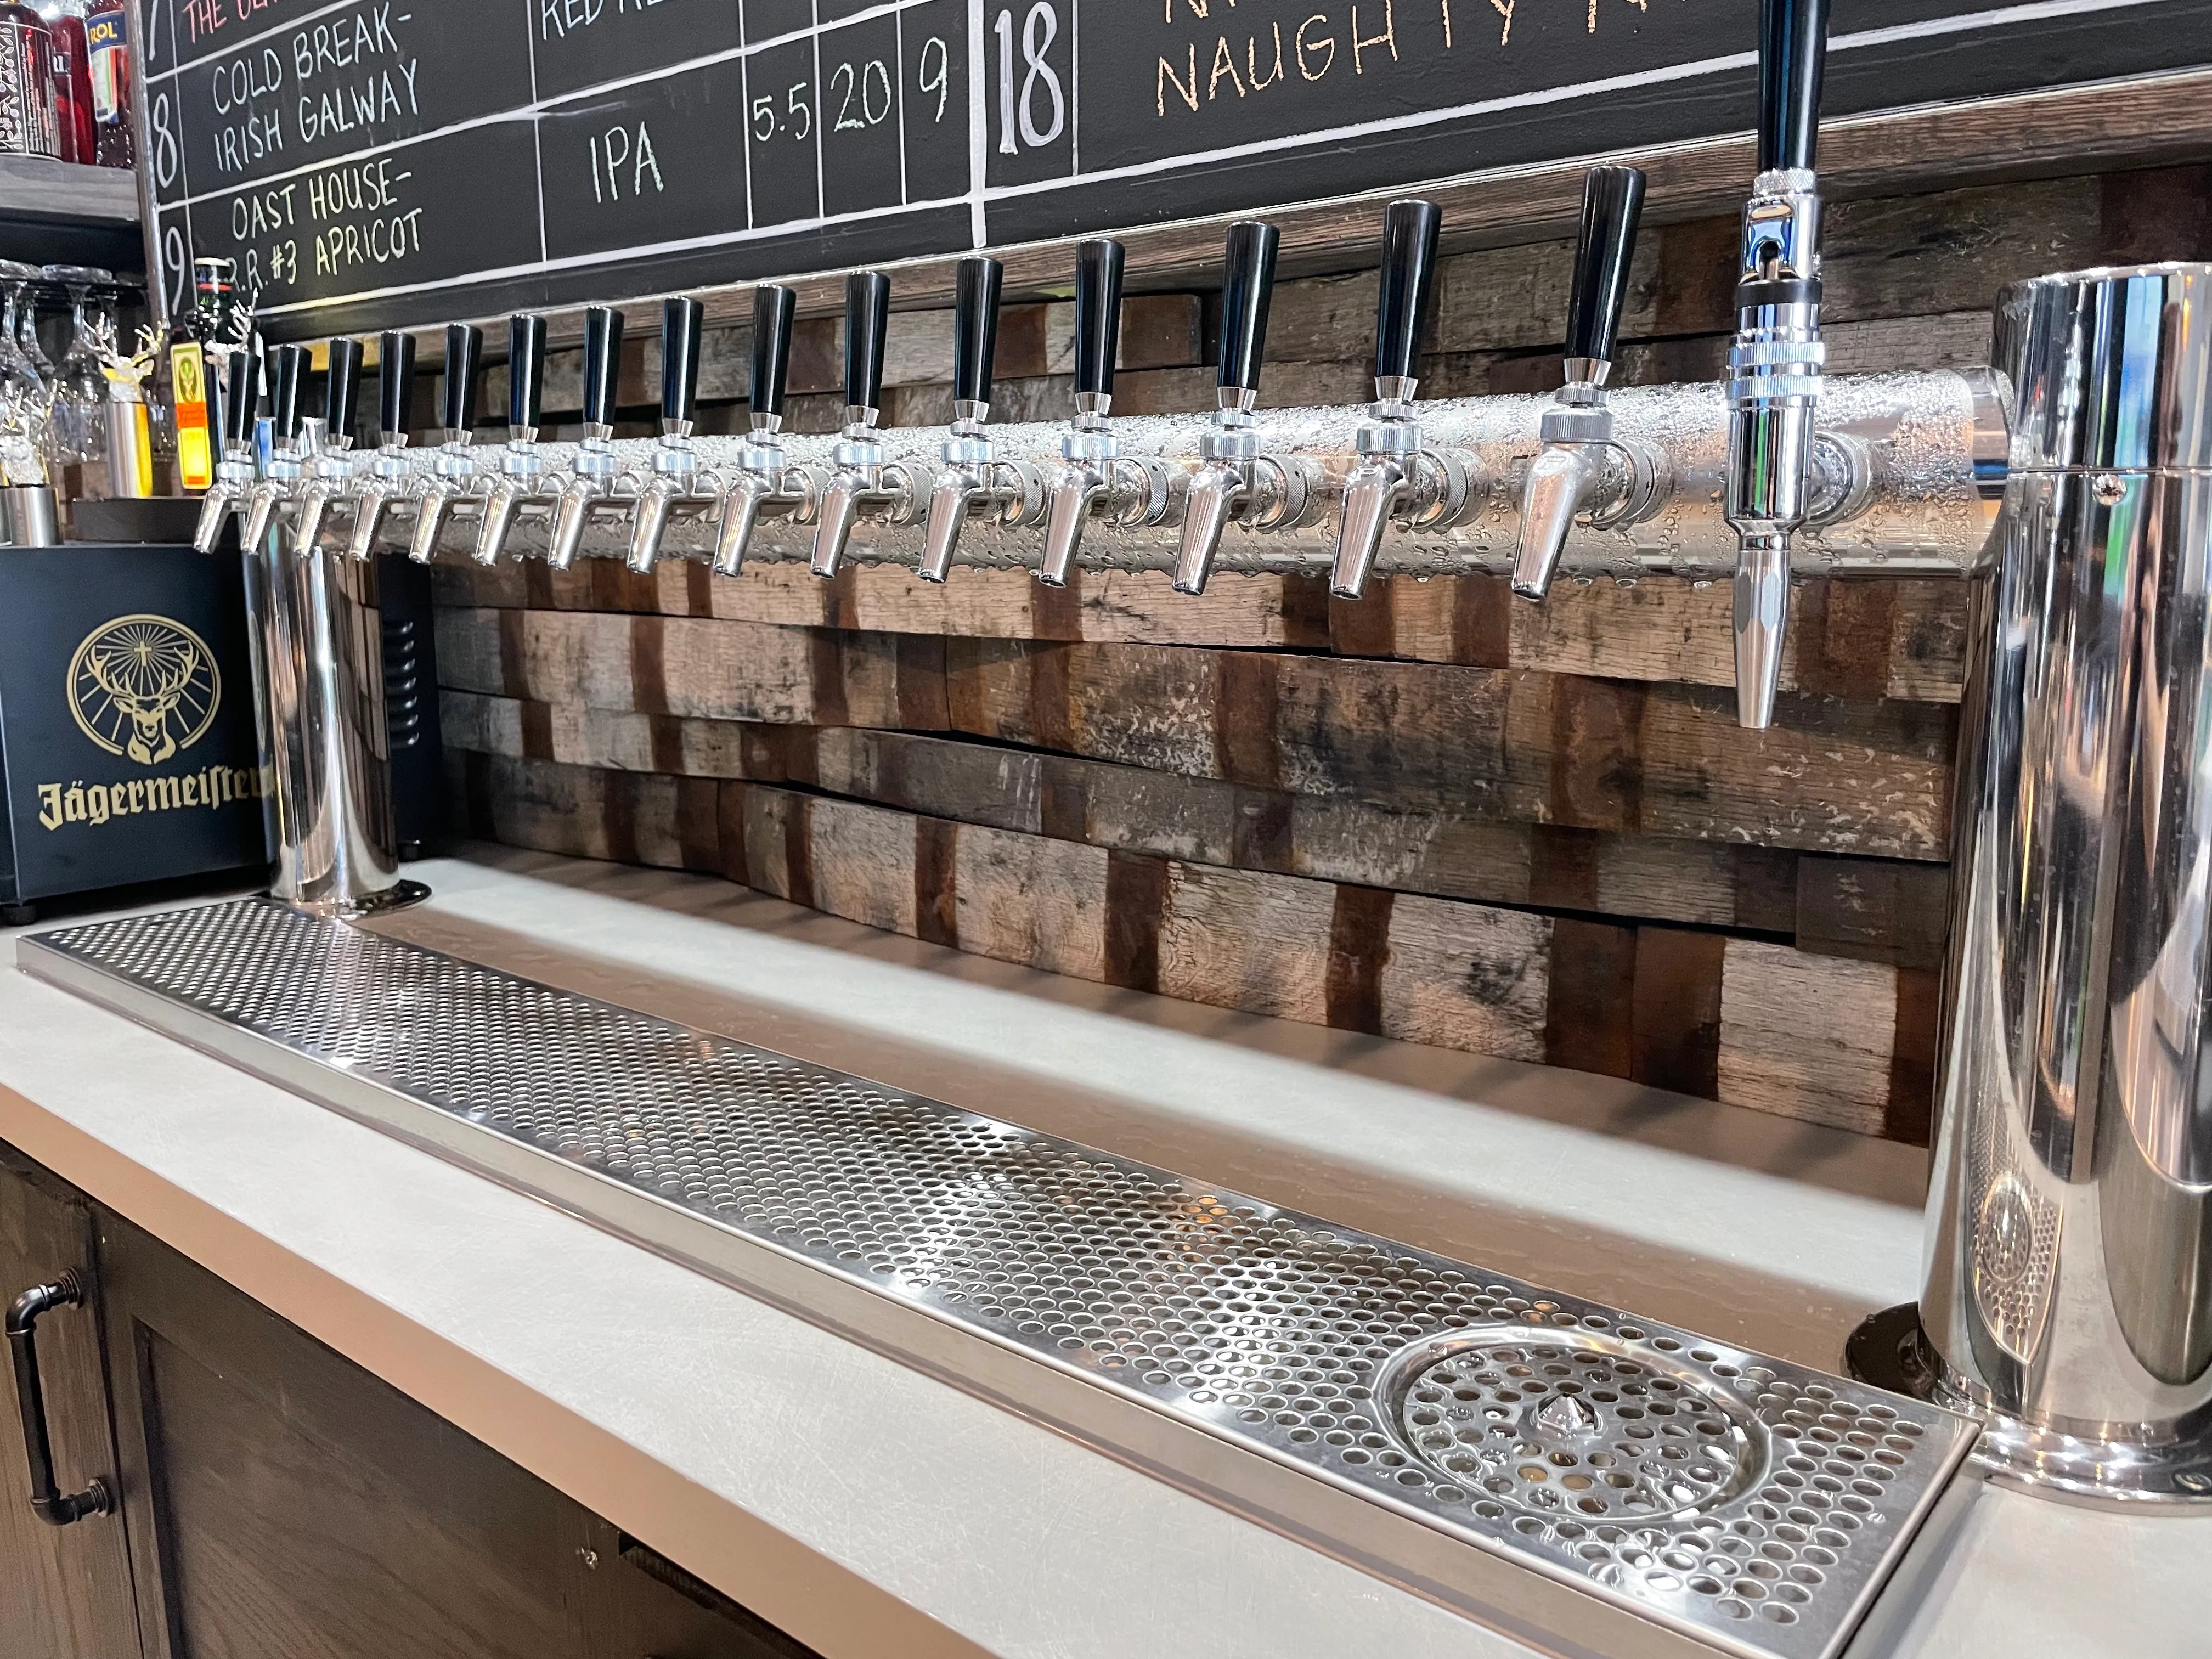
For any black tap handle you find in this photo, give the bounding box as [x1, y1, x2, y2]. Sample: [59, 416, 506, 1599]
[272, 344, 307, 441]
[844, 270, 891, 413]
[581, 306, 624, 428]
[377, 331, 416, 436]
[1759, 0, 1830, 174]
[1073, 239, 1124, 399]
[1565, 167, 1646, 365]
[1374, 200, 1441, 385]
[324, 337, 363, 438]
[1218, 221, 1279, 394]
[951, 256, 1003, 408]
[661, 296, 703, 425]
[750, 284, 795, 420]
[222, 347, 258, 445]
[509, 313, 546, 431]
[443, 323, 482, 432]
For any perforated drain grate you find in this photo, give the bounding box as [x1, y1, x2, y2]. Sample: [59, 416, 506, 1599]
[21, 899, 1976, 1659]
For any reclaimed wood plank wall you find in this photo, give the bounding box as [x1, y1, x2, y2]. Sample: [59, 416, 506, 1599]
[431, 159, 2212, 1146]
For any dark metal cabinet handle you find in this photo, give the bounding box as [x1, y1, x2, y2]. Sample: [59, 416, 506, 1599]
[7, 1272, 111, 1526]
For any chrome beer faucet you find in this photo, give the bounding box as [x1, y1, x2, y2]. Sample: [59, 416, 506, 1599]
[812, 271, 921, 579]
[191, 344, 261, 554]
[919, 257, 1044, 582]
[1724, 0, 1830, 728]
[408, 323, 485, 565]
[291, 335, 362, 556]
[548, 305, 627, 572]
[713, 284, 816, 577]
[1332, 200, 1451, 599]
[238, 344, 312, 553]
[1039, 239, 1176, 587]
[1511, 167, 1662, 600]
[628, 296, 716, 575]
[346, 329, 417, 561]
[475, 313, 551, 567]
[1175, 221, 1305, 596]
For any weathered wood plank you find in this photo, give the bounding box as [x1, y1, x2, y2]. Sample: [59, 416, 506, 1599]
[441, 611, 1954, 856]
[1717, 940, 1902, 1138]
[432, 606, 946, 730]
[951, 636, 1955, 857]
[1381, 895, 1551, 1062]
[443, 693, 1956, 965]
[807, 796, 917, 936]
[449, 751, 1932, 1139]
[430, 560, 1969, 699]
[952, 825, 1111, 980]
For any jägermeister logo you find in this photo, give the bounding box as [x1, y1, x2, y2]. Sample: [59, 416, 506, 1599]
[67, 614, 221, 767]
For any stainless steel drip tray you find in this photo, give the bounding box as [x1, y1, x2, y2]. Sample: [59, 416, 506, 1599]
[19, 899, 1976, 1659]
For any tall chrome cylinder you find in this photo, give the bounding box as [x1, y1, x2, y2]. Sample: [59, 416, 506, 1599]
[242, 519, 423, 918]
[1923, 263, 2212, 1503]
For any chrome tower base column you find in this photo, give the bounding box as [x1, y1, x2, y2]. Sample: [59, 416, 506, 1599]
[1921, 263, 2212, 1505]
[242, 521, 426, 918]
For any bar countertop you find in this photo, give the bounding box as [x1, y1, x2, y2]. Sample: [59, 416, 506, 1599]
[1, 847, 2206, 1658]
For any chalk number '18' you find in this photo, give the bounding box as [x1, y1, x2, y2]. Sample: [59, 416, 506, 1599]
[994, 2, 1064, 155]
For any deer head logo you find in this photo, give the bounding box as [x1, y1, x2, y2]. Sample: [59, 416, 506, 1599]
[68, 616, 221, 767]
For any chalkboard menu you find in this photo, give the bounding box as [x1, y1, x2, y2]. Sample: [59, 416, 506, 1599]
[134, 0, 2212, 337]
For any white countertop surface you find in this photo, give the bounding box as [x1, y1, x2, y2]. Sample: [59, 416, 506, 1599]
[1, 847, 2205, 1658]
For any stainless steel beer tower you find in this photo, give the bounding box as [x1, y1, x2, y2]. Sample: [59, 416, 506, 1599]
[230, 341, 425, 919]
[1921, 262, 2212, 1503]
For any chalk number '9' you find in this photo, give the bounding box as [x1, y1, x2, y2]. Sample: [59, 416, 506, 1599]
[994, 2, 1064, 155]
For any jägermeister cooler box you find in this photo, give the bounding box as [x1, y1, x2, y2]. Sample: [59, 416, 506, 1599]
[0, 544, 270, 908]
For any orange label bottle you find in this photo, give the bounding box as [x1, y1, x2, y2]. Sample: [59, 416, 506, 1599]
[171, 340, 211, 490]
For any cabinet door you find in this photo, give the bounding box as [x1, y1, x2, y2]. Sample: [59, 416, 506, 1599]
[0, 1144, 144, 1659]
[91, 1209, 822, 1659]
[94, 1210, 603, 1659]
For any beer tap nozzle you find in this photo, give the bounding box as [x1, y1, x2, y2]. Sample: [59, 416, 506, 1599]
[628, 296, 709, 575]
[193, 343, 261, 554]
[1511, 166, 1650, 601]
[919, 257, 1041, 580]
[409, 323, 484, 565]
[1724, 0, 1830, 729]
[812, 271, 918, 580]
[240, 343, 310, 554]
[291, 335, 361, 557]
[1040, 239, 1138, 588]
[1332, 199, 1444, 599]
[714, 284, 813, 577]
[347, 329, 416, 561]
[1175, 221, 1286, 596]
[548, 304, 626, 572]
[476, 313, 549, 567]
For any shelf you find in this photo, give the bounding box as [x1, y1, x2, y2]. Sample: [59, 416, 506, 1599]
[0, 155, 138, 228]
[0, 157, 142, 274]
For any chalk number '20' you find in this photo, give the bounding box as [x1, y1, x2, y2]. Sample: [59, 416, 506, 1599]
[994, 2, 1064, 155]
